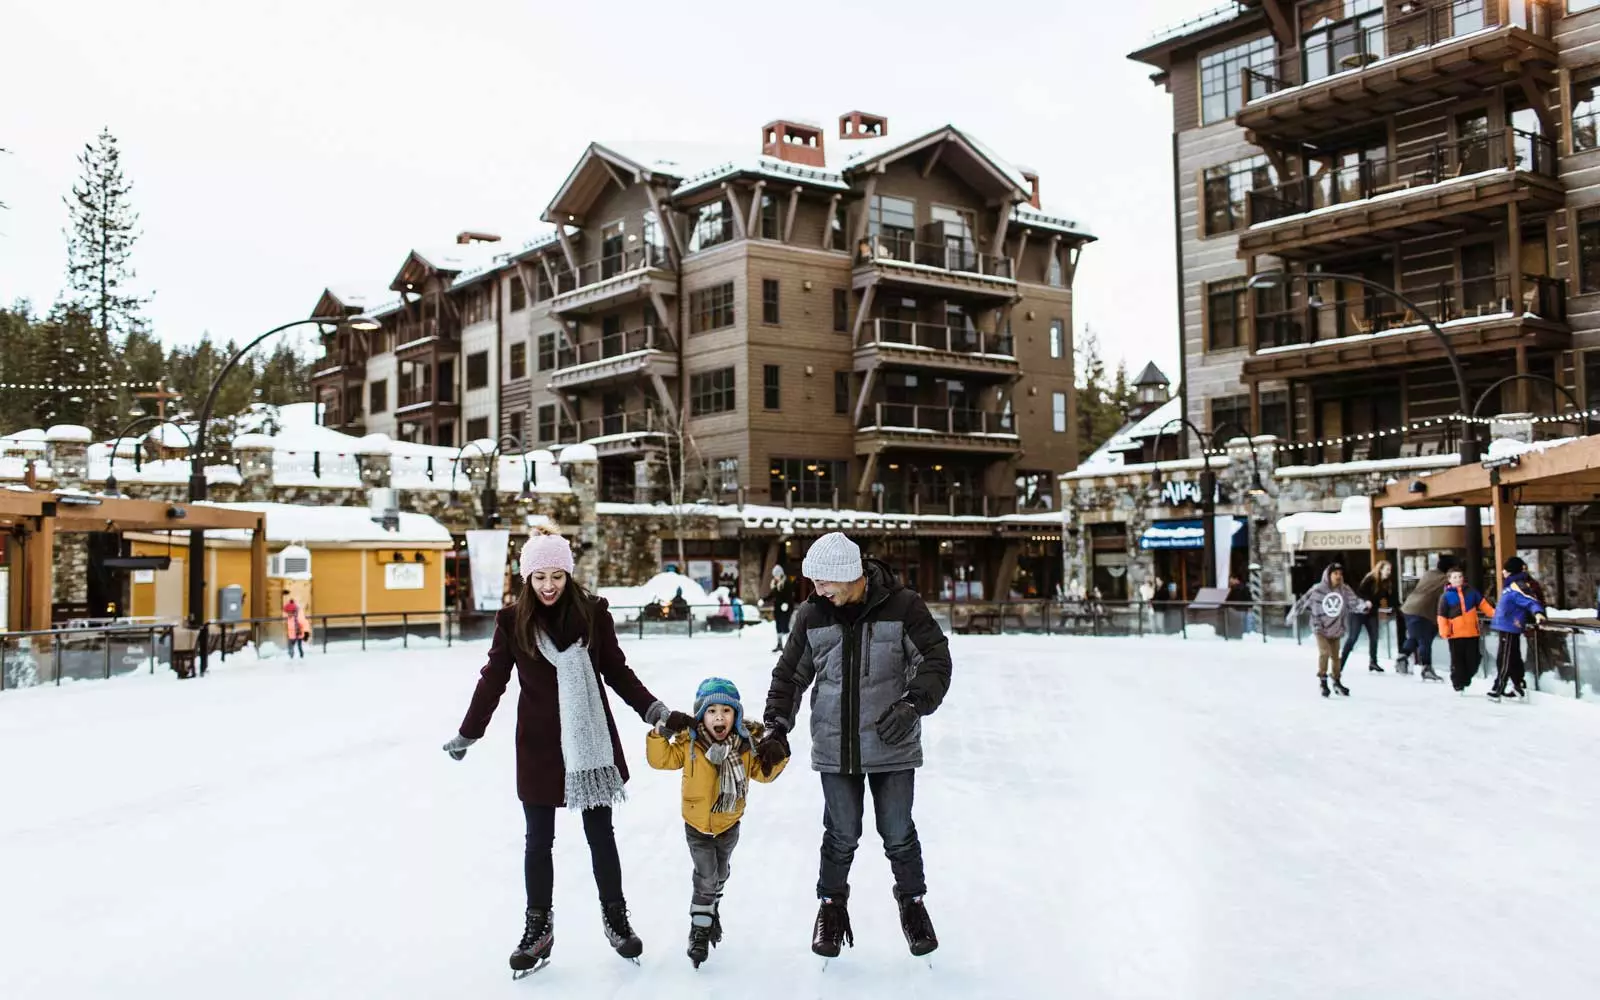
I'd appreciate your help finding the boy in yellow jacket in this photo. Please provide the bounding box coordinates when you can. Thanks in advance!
[647,676,787,967]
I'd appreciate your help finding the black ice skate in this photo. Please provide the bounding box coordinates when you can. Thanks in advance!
[687,904,715,968]
[897,895,939,958]
[1332,678,1350,696]
[1320,676,1330,698]
[1421,665,1443,682]
[812,898,854,960]
[510,908,552,979]
[601,900,643,962]
[1395,654,1411,674]
[1368,661,1384,673]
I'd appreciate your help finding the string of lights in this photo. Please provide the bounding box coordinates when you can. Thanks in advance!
[1199,410,1596,458]
[0,379,169,392]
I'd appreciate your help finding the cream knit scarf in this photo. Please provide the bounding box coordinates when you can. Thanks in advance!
[533,628,626,810]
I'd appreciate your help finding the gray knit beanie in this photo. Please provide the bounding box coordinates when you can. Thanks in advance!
[802,531,864,583]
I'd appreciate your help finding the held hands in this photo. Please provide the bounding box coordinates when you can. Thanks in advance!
[874,701,920,746]
[662,710,696,734]
[755,725,790,770]
[442,734,477,761]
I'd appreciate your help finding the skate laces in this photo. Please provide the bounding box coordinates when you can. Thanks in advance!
[900,897,934,939]
[521,910,550,948]
[817,901,854,947]
[603,902,634,938]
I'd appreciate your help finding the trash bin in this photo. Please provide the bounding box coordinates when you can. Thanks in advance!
[219,585,244,623]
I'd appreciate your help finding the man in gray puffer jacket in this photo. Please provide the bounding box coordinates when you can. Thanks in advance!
[760,531,951,962]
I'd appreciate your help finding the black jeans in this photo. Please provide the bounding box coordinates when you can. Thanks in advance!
[1492,632,1526,693]
[523,804,623,911]
[817,770,926,902]
[287,638,305,658]
[1400,614,1436,666]
[1339,611,1379,667]
[1448,637,1481,690]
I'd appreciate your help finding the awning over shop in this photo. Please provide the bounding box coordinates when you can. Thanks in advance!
[1140,517,1246,550]
[1276,495,1495,552]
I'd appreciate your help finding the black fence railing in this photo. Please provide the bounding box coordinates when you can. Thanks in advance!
[1527,619,1600,699]
[0,623,176,690]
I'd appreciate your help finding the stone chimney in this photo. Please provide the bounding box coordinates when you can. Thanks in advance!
[1020,169,1041,209]
[762,119,826,168]
[839,111,889,140]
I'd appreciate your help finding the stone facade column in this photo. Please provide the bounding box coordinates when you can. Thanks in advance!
[235,443,275,502]
[1061,481,1088,596]
[44,425,93,607]
[634,455,667,504]
[357,442,393,499]
[561,445,600,590]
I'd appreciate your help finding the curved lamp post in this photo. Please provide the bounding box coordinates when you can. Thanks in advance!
[449,434,536,529]
[104,414,194,496]
[1248,269,1485,588]
[1470,373,1588,437]
[186,314,380,628]
[1150,417,1218,592]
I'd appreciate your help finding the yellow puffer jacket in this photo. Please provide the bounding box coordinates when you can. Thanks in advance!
[646,721,786,836]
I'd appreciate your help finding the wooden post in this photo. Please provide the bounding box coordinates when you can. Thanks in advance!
[823,193,841,248]
[1515,344,1530,413]
[783,186,802,245]
[6,532,24,631]
[721,182,748,239]
[1249,381,1262,437]
[250,517,268,625]
[1367,496,1382,572]
[1491,483,1517,596]
[1508,198,1523,320]
[28,514,54,632]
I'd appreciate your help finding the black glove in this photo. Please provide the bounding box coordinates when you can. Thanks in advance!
[663,710,695,733]
[755,726,789,770]
[874,701,920,745]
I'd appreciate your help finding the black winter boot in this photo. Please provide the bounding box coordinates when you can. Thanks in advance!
[601,900,643,960]
[1320,676,1330,698]
[1395,654,1410,674]
[687,907,714,967]
[1368,661,1384,673]
[510,908,553,974]
[1421,664,1442,682]
[897,895,938,957]
[1332,678,1350,696]
[811,898,854,958]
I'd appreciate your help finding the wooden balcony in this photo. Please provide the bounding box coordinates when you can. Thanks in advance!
[548,246,675,316]
[575,409,669,457]
[1238,129,1562,261]
[394,318,460,360]
[395,384,460,418]
[854,319,1019,381]
[853,234,1017,301]
[1237,0,1558,145]
[547,327,678,392]
[855,404,1021,456]
[1243,273,1569,381]
[312,354,366,385]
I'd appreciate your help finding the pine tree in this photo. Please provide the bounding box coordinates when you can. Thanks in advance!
[65,127,144,343]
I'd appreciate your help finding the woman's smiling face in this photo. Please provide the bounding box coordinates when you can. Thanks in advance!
[527,569,568,606]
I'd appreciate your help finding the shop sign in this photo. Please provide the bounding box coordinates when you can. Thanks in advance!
[1298,529,1369,552]
[385,563,425,590]
[1158,480,1226,507]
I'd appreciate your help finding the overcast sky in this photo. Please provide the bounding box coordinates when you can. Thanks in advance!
[0,0,1205,379]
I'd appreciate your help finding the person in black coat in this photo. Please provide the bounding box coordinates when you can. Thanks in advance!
[767,564,798,653]
[1340,560,1395,673]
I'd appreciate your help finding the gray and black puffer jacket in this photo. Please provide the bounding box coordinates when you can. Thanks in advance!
[764,559,952,774]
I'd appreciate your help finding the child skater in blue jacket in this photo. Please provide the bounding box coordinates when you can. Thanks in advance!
[1488,557,1546,701]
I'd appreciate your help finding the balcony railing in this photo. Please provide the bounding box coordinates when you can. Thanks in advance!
[314,353,366,378]
[1242,0,1553,102]
[875,489,1018,517]
[397,383,456,409]
[552,244,670,293]
[864,319,1015,358]
[578,409,665,440]
[1246,128,1556,227]
[1254,273,1566,350]
[866,403,1015,435]
[396,318,458,347]
[856,233,1014,280]
[555,327,667,370]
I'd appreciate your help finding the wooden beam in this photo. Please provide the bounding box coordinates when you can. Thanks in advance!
[1249,380,1261,436]
[516,261,540,306]
[921,143,944,179]
[823,193,841,248]
[1044,234,1061,284]
[850,282,877,348]
[649,287,679,345]
[1367,495,1382,571]
[1519,72,1555,139]
[250,516,268,625]
[651,187,686,261]
[539,253,560,295]
[597,155,628,192]
[855,449,880,508]
[748,180,766,239]
[722,182,748,239]
[1515,344,1529,413]
[648,371,677,423]
[556,393,580,431]
[28,516,54,632]
[992,206,1010,269]
[1492,483,1517,597]
[850,175,878,250]
[1508,197,1523,325]
[853,366,879,427]
[783,186,801,244]
[1012,228,1031,276]
[1259,0,1292,44]
[555,226,579,275]
[1559,66,1574,158]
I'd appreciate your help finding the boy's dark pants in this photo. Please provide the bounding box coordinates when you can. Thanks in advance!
[1491,631,1526,694]
[817,769,926,902]
[1448,637,1481,689]
[686,821,739,908]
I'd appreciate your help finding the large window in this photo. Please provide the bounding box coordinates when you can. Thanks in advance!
[769,457,849,504]
[369,379,388,414]
[537,332,556,370]
[509,411,524,447]
[1049,319,1065,359]
[1580,208,1600,294]
[1575,75,1600,153]
[1211,395,1249,438]
[833,288,849,332]
[867,195,916,251]
[714,457,739,494]
[1199,35,1276,125]
[466,351,489,390]
[466,417,489,442]
[689,200,733,252]
[1052,391,1068,433]
[834,371,850,414]
[537,403,556,443]
[1576,0,1600,14]
[690,283,736,332]
[1301,0,1384,84]
[690,367,736,416]
[1206,278,1248,350]
[509,342,527,380]
[1203,156,1276,235]
[762,278,780,324]
[509,274,526,311]
[762,364,781,410]
[1260,390,1290,440]
[759,195,780,239]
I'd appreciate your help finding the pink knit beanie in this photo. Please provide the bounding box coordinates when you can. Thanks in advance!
[519,533,575,579]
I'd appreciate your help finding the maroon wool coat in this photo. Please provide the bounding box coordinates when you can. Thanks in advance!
[458,599,661,806]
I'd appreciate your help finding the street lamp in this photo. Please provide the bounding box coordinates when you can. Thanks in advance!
[1247,269,1485,588]
[186,314,379,629]
[1470,373,1588,437]
[104,415,193,496]
[1151,417,1218,592]
[449,434,536,529]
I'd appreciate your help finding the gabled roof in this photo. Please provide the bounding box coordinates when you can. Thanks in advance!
[1134,361,1170,386]
[543,141,738,224]
[839,124,1032,200]
[389,241,508,292]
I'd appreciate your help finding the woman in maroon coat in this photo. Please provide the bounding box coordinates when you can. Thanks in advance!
[442,529,692,977]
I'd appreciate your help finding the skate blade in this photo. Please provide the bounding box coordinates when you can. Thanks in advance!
[511,957,550,980]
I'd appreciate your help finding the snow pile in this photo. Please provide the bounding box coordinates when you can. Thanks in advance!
[598,571,711,614]
[173,501,453,544]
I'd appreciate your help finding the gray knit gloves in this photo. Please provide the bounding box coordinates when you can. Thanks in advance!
[442,734,477,760]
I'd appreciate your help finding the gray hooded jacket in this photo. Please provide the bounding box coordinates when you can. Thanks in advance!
[764,560,952,774]
[1288,565,1369,638]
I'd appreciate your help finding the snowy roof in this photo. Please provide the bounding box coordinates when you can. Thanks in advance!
[183,502,453,545]
[45,424,94,443]
[594,500,1061,530]
[1275,495,1497,544]
[1073,395,1183,473]
[1012,203,1094,240]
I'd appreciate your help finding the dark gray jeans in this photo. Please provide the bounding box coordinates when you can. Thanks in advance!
[686,821,740,907]
[817,769,926,902]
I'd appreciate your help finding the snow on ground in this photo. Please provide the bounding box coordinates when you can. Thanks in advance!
[4,629,1600,999]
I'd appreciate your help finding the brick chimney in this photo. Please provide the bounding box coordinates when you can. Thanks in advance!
[1019,169,1040,209]
[455,231,502,245]
[762,120,826,168]
[839,111,888,140]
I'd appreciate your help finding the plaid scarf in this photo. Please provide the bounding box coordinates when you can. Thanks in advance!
[699,723,748,813]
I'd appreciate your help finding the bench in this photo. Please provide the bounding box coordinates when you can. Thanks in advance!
[171,627,199,679]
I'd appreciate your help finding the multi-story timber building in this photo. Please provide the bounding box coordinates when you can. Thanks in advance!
[1129,0,1600,457]
[312,112,1094,519]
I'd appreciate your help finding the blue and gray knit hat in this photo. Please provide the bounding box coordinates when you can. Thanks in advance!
[694,677,751,743]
